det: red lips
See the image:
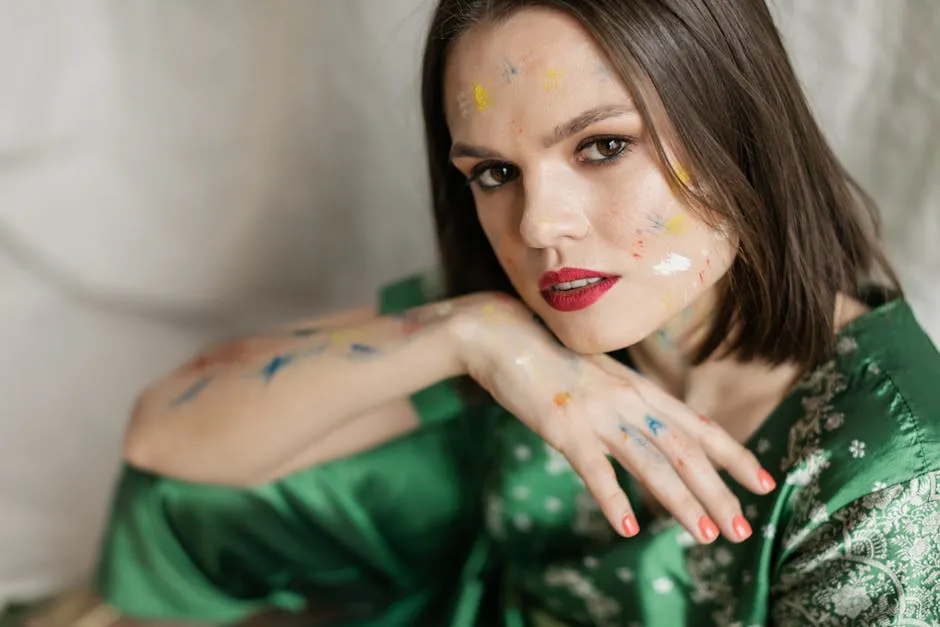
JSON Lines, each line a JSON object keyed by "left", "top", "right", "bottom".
{"left": 539, "top": 267, "right": 620, "bottom": 312}
{"left": 538, "top": 268, "right": 617, "bottom": 291}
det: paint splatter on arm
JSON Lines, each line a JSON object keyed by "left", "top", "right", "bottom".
{"left": 171, "top": 376, "right": 213, "bottom": 407}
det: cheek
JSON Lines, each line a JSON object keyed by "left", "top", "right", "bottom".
{"left": 635, "top": 217, "right": 735, "bottom": 306}
{"left": 477, "top": 210, "right": 522, "bottom": 273}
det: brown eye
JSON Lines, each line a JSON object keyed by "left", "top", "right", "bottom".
{"left": 578, "top": 136, "right": 634, "bottom": 163}
{"left": 473, "top": 162, "right": 519, "bottom": 190}
{"left": 597, "top": 138, "right": 624, "bottom": 157}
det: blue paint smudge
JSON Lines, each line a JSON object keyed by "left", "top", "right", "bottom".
{"left": 617, "top": 418, "right": 650, "bottom": 449}
{"left": 301, "top": 342, "right": 330, "bottom": 356}
{"left": 349, "top": 343, "right": 379, "bottom": 356}
{"left": 172, "top": 376, "right": 213, "bottom": 407}
{"left": 645, "top": 414, "right": 666, "bottom": 436}
{"left": 260, "top": 354, "right": 295, "bottom": 382}
{"left": 290, "top": 328, "right": 320, "bottom": 337}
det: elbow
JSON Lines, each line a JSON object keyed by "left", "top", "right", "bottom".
{"left": 120, "top": 393, "right": 261, "bottom": 487}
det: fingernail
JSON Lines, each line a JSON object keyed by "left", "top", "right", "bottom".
{"left": 698, "top": 516, "right": 719, "bottom": 543}
{"left": 622, "top": 515, "right": 640, "bottom": 537}
{"left": 758, "top": 469, "right": 777, "bottom": 492}
{"left": 732, "top": 514, "right": 752, "bottom": 540}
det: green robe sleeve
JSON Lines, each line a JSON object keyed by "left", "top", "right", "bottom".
{"left": 771, "top": 469, "right": 940, "bottom": 625}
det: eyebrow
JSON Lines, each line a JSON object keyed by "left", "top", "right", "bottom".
{"left": 449, "top": 103, "right": 636, "bottom": 161}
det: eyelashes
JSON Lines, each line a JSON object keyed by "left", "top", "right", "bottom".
{"left": 466, "top": 135, "right": 635, "bottom": 191}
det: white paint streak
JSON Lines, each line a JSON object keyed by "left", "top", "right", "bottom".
{"left": 653, "top": 252, "right": 692, "bottom": 276}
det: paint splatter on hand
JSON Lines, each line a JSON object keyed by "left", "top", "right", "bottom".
{"left": 554, "top": 391, "right": 573, "bottom": 408}
{"left": 645, "top": 414, "right": 666, "bottom": 436}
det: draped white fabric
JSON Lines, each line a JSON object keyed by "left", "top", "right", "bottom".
{"left": 0, "top": 0, "right": 936, "bottom": 608}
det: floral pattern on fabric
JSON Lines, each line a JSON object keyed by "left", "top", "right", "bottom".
{"left": 771, "top": 470, "right": 940, "bottom": 625}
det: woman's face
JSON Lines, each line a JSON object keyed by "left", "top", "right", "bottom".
{"left": 444, "top": 8, "right": 736, "bottom": 354}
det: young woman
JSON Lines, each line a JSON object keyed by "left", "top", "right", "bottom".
{"left": 91, "top": 1, "right": 940, "bottom": 625}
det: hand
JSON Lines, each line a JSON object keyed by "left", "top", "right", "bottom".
{"left": 449, "top": 293, "right": 776, "bottom": 544}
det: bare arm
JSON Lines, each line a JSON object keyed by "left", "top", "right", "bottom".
{"left": 124, "top": 297, "right": 473, "bottom": 485}
{"left": 126, "top": 291, "right": 775, "bottom": 543}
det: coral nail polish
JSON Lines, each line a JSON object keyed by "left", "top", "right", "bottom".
{"left": 622, "top": 515, "right": 640, "bottom": 537}
{"left": 758, "top": 469, "right": 777, "bottom": 492}
{"left": 698, "top": 516, "right": 719, "bottom": 542}
{"left": 732, "top": 514, "right": 752, "bottom": 540}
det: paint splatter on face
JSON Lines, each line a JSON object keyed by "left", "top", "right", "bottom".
{"left": 653, "top": 253, "right": 693, "bottom": 276}
{"left": 501, "top": 59, "right": 519, "bottom": 84}
{"left": 443, "top": 9, "right": 737, "bottom": 354}
{"left": 542, "top": 68, "right": 564, "bottom": 91}
{"left": 643, "top": 213, "right": 686, "bottom": 236}
{"left": 473, "top": 83, "right": 490, "bottom": 110}
{"left": 660, "top": 294, "right": 675, "bottom": 312}
{"left": 456, "top": 90, "right": 473, "bottom": 118}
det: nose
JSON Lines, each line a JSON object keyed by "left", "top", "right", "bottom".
{"left": 518, "top": 166, "right": 591, "bottom": 249}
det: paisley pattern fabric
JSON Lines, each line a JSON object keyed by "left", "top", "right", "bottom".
{"left": 96, "top": 273, "right": 940, "bottom": 626}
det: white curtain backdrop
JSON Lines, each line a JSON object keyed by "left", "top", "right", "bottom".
{"left": 0, "top": 0, "right": 937, "bottom": 608}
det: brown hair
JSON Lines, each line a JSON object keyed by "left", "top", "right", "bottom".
{"left": 420, "top": 0, "right": 899, "bottom": 367}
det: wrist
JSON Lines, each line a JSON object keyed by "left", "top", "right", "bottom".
{"left": 441, "top": 292, "right": 541, "bottom": 374}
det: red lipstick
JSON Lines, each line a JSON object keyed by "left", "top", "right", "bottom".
{"left": 539, "top": 267, "right": 619, "bottom": 312}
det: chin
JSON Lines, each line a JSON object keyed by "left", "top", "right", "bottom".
{"left": 549, "top": 323, "right": 642, "bottom": 356}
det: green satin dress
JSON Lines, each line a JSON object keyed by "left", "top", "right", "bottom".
{"left": 96, "top": 272, "right": 940, "bottom": 626}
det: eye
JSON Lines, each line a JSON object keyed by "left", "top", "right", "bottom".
{"left": 577, "top": 136, "right": 634, "bottom": 163}
{"left": 469, "top": 162, "right": 520, "bottom": 190}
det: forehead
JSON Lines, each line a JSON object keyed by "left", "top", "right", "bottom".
{"left": 443, "top": 8, "right": 636, "bottom": 127}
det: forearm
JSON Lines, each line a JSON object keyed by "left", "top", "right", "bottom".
{"left": 125, "top": 300, "right": 470, "bottom": 484}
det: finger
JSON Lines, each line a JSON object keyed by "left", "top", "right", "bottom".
{"left": 606, "top": 425, "right": 721, "bottom": 544}
{"left": 697, "top": 414, "right": 775, "bottom": 490}
{"left": 560, "top": 437, "right": 640, "bottom": 538}
{"left": 617, "top": 413, "right": 753, "bottom": 543}
{"left": 622, "top": 368, "right": 775, "bottom": 497}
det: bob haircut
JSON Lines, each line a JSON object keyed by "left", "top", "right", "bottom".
{"left": 421, "top": 0, "right": 898, "bottom": 368}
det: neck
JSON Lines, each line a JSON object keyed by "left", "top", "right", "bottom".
{"left": 627, "top": 287, "right": 802, "bottom": 442}
{"left": 628, "top": 291, "right": 869, "bottom": 443}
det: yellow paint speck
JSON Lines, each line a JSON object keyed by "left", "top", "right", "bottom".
{"left": 664, "top": 214, "right": 687, "bottom": 235}
{"left": 543, "top": 68, "right": 564, "bottom": 91}
{"left": 329, "top": 330, "right": 365, "bottom": 345}
{"left": 473, "top": 84, "right": 489, "bottom": 111}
